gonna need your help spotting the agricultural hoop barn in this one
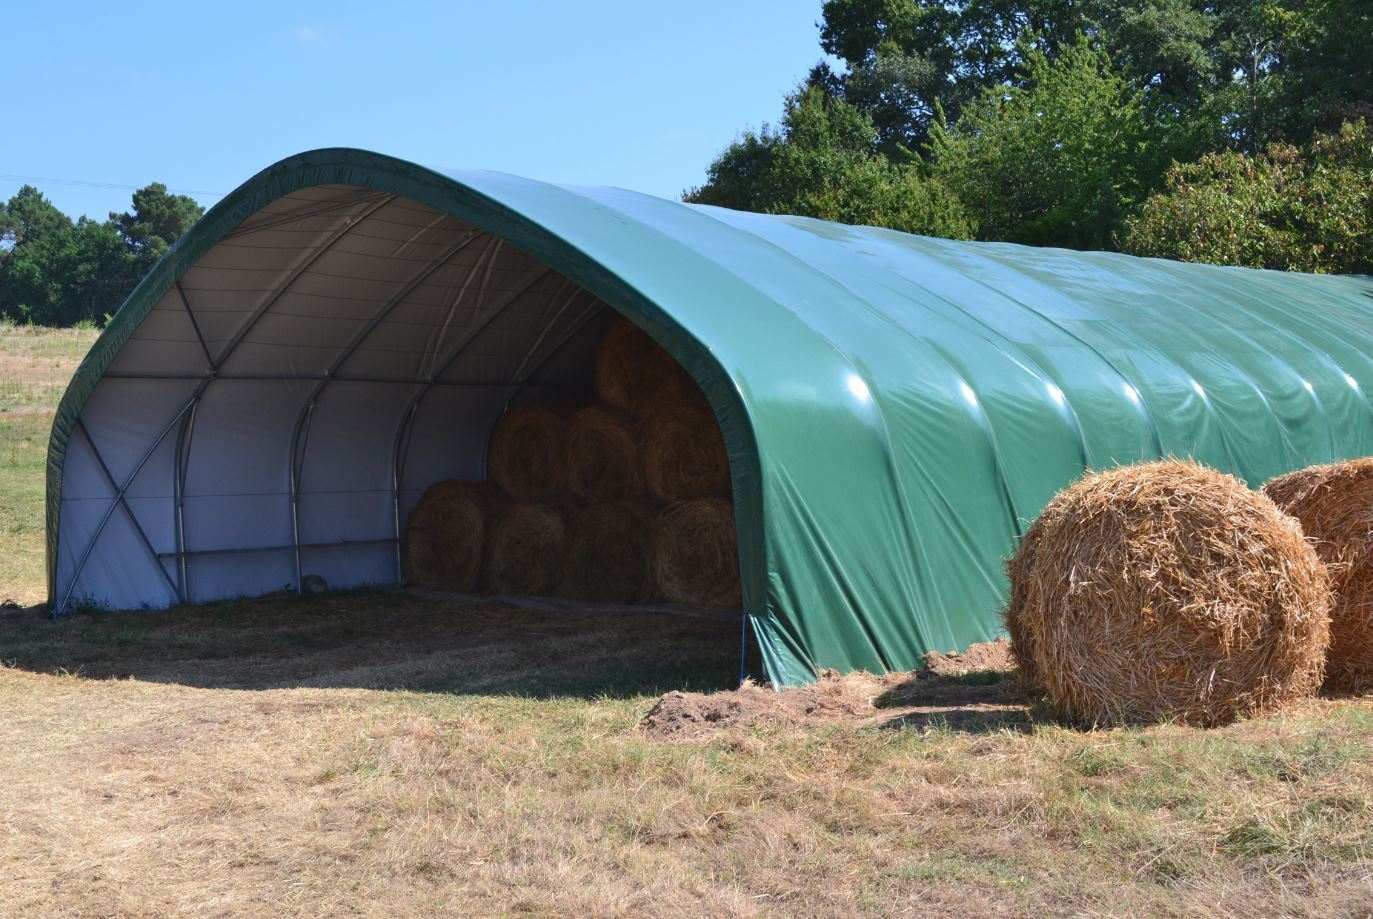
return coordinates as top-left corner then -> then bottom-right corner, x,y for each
46,148 -> 1373,686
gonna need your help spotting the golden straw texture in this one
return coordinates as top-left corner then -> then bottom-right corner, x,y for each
653,498 -> 741,608
487,401 -> 567,500
560,502 -> 657,603
485,501 -> 569,596
404,480 -> 506,591
594,316 -> 692,416
1265,457 -> 1373,694
565,404 -> 643,500
641,401 -> 731,503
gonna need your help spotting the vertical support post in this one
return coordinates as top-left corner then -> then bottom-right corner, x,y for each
738,613 -> 751,687
287,400 -> 317,593
173,400 -> 200,604
392,401 -> 421,583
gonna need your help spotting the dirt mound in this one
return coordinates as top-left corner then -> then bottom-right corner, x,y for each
921,637 -> 1015,677
640,670 -> 900,740
640,639 -> 1028,741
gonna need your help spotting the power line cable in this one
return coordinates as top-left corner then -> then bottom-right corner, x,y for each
0,172 -> 225,198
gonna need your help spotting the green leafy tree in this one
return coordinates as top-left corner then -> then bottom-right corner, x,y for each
1277,0 -> 1373,139
0,218 -> 131,326
686,86 -> 975,239
816,0 -> 1220,153
112,183 -> 204,276
1122,119 -> 1373,273
930,37 -> 1164,249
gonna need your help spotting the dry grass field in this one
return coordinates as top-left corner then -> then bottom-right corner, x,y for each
3,321 -> 1373,917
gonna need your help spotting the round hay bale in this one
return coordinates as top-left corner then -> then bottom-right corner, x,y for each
404,480 -> 507,591
1003,516 -> 1047,690
594,315 -> 693,416
560,502 -> 657,603
653,497 -> 741,609
1264,457 -> 1373,694
565,404 -> 643,500
487,400 -> 567,500
641,401 -> 731,503
486,501 -> 568,596
1005,460 -> 1331,726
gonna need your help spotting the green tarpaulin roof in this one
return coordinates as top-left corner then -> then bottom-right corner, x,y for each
47,148 -> 1373,684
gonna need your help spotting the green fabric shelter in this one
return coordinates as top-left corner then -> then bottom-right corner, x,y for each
46,148 -> 1373,685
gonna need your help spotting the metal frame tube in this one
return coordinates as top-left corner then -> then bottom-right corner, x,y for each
174,400 -> 200,603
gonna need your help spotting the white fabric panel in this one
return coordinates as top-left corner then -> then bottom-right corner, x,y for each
67,502 -> 178,611
58,424 -> 178,609
58,423 -> 124,502
54,383 -> 188,609
121,493 -> 176,558
298,492 -> 394,545
77,379 -> 197,494
299,544 -> 395,592
182,380 -> 313,554
175,266 -> 274,359
182,193 -> 385,365
104,292 -> 210,377
404,385 -> 507,480
299,382 -> 414,496
297,382 -> 413,543
55,430 -> 117,598
186,548 -> 295,603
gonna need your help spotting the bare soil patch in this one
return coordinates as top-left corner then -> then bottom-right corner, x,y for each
921,635 -> 1016,676
640,640 -> 1028,740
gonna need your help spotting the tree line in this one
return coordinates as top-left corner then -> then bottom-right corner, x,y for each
687,0 -> 1372,273
0,184 -> 203,327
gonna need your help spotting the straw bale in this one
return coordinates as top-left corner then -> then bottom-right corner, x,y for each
565,404 -> 643,500
594,315 -> 693,416
404,480 -> 506,591
485,501 -> 568,597
1005,460 -> 1331,726
560,501 -> 657,603
653,497 -> 742,608
1265,457 -> 1373,694
641,401 -> 730,503
487,400 -> 567,500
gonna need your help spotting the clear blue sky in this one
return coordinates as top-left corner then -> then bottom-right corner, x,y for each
6,1 -> 829,221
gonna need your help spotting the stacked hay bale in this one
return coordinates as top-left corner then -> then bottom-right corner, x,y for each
1265,458 -> 1373,694
405,315 -> 741,608
1005,460 -> 1331,726
404,480 -> 507,591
